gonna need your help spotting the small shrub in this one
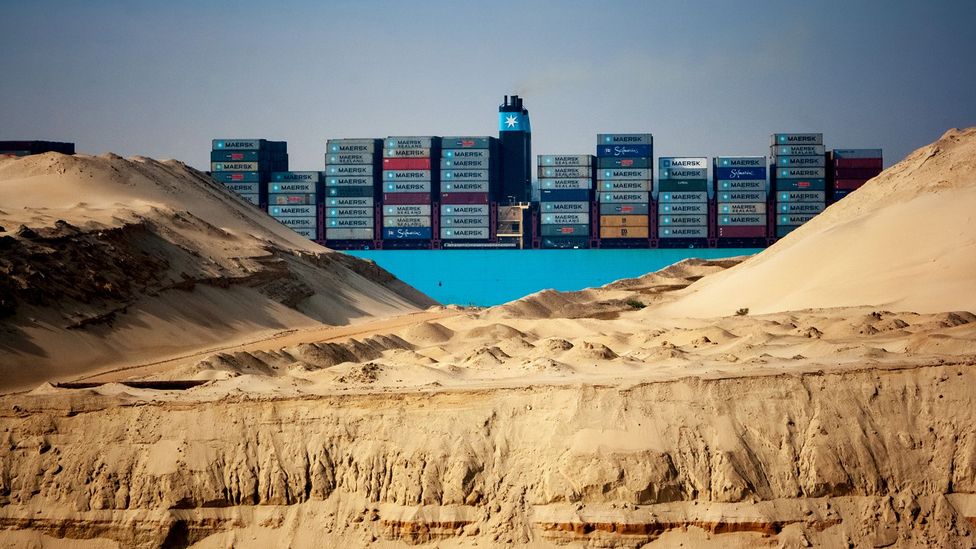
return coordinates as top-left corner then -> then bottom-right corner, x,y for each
626,299 -> 646,310
735,307 -> 749,316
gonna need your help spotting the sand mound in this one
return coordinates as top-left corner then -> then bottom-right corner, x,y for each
660,128 -> 976,317
0,153 -> 435,391
399,321 -> 455,344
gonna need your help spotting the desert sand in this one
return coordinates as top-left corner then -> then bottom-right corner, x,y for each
1,129 -> 975,548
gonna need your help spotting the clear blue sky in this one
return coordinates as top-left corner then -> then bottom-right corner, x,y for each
2,0 -> 974,171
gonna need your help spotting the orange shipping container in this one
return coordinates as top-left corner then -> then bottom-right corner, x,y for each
600,215 -> 648,227
600,226 -> 649,238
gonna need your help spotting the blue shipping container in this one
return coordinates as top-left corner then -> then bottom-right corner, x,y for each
596,144 -> 653,158
383,227 -> 433,240
540,189 -> 593,201
715,167 -> 767,180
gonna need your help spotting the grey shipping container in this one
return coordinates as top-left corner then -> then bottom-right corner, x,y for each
599,180 -> 651,192
441,215 -> 489,227
269,205 -> 316,217
776,190 -> 826,202
775,155 -> 826,168
719,203 -> 766,214
718,214 -> 766,226
538,166 -> 592,179
326,176 -> 375,187
659,226 -> 708,238
385,205 -> 432,216
599,203 -> 649,215
440,137 -> 491,149
538,154 -> 593,166
213,139 -> 264,150
441,227 -> 490,239
327,217 -> 372,228
383,216 -> 433,228
327,165 -> 372,176
441,204 -> 489,216
328,142 -> 377,154
224,182 -> 261,194
440,158 -> 489,169
659,203 -> 707,214
540,224 -> 590,236
658,191 -> 708,203
659,157 -> 707,169
778,202 -> 826,214
325,228 -> 374,239
718,191 -> 767,202
239,194 -> 260,206
278,216 -> 318,228
658,215 -> 708,226
212,162 -> 260,172
597,133 -> 653,145
771,144 -> 825,156
777,213 -> 819,225
326,153 -> 374,165
442,170 -> 489,181
771,133 -> 824,146
541,201 -> 589,213
270,181 -> 316,193
385,137 -> 435,149
660,168 -> 707,179
290,227 -> 318,239
541,178 -> 593,190
777,167 -> 826,179
384,181 -> 432,192
442,180 -> 490,192
326,196 -> 374,207
383,148 -> 431,158
443,149 -> 487,159
599,168 -> 652,180
541,213 -> 589,225
326,207 -> 374,218
384,170 -> 431,181
600,191 -> 650,203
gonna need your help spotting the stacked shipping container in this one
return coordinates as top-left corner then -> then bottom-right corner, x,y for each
771,134 -> 826,238
713,156 -> 768,241
268,172 -> 320,240
830,149 -> 882,201
537,154 -> 594,248
382,136 -> 440,245
440,136 -> 498,243
657,157 -> 708,242
325,139 -> 380,243
596,134 -> 653,246
211,139 -> 287,206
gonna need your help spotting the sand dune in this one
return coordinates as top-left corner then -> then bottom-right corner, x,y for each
1,131 -> 976,547
659,127 -> 976,317
0,153 -> 435,391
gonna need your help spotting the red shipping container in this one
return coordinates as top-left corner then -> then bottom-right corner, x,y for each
834,179 -> 869,190
383,158 -> 430,170
383,192 -> 432,204
834,158 -> 882,169
439,192 -> 490,204
834,167 -> 882,179
717,226 -> 767,238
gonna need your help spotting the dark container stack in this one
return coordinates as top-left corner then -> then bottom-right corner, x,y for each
381,136 -> 440,246
211,139 -> 287,206
0,141 -> 75,156
325,138 -> 381,245
268,172 -> 321,240
498,95 -> 532,203
830,149 -> 882,201
596,134 -> 653,247
771,134 -> 826,238
439,136 -> 499,244
657,157 -> 708,245
537,154 -> 594,249
713,156 -> 768,243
